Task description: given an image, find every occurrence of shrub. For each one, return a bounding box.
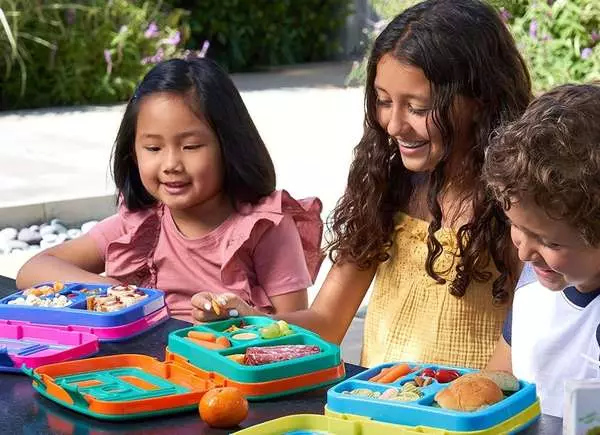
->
[494,0,600,91]
[0,0,190,110]
[169,0,352,72]
[347,0,600,92]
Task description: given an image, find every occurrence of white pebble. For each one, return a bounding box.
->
[51,222,68,234]
[0,228,18,242]
[6,240,29,251]
[42,233,58,243]
[67,229,82,239]
[40,225,56,237]
[41,238,61,250]
[18,227,42,244]
[81,221,98,234]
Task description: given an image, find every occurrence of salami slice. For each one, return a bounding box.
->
[244,345,320,365]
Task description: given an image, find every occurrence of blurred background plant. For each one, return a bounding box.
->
[346,0,600,92]
[4,0,594,110]
[169,0,351,72]
[0,0,351,110]
[494,0,600,91]
[0,0,190,110]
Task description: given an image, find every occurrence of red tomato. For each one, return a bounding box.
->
[435,369,460,383]
[421,368,436,378]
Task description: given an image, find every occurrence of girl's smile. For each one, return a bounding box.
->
[161,180,192,196]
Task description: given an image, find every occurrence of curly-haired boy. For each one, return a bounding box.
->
[483,83,600,417]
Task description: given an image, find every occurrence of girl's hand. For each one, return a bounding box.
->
[191,292,262,323]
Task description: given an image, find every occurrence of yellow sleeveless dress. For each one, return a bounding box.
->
[361,213,509,369]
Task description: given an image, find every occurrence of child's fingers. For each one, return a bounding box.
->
[192,307,220,323]
[219,293,255,317]
[191,292,254,320]
[191,292,215,312]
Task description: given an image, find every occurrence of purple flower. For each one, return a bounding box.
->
[592,31,600,43]
[499,7,511,24]
[198,40,210,58]
[581,47,593,60]
[141,47,165,65]
[104,49,112,75]
[162,31,181,46]
[529,20,538,39]
[144,22,160,39]
[65,8,76,25]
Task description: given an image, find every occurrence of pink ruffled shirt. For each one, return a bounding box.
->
[88,190,324,321]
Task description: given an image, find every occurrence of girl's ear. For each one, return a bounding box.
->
[131,140,138,167]
[472,99,484,123]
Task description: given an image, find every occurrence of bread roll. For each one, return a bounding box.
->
[477,370,520,392]
[435,376,503,411]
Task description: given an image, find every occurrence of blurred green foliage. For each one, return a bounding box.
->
[169,0,351,72]
[1,0,188,109]
[348,0,600,92]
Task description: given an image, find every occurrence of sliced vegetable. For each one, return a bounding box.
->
[187,337,227,350]
[187,331,217,342]
[216,336,232,348]
[232,332,258,341]
[368,367,392,382]
[377,363,414,384]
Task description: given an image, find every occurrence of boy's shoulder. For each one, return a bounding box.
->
[515,263,600,311]
[511,263,600,417]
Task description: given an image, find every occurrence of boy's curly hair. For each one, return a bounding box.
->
[484,83,600,246]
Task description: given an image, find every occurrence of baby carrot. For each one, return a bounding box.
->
[186,337,226,350]
[216,336,231,348]
[187,331,216,342]
[368,367,392,382]
[377,363,412,384]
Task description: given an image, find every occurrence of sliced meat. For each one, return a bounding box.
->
[244,345,320,365]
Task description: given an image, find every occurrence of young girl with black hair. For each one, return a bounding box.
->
[17,58,324,322]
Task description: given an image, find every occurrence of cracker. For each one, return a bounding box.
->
[211,298,221,316]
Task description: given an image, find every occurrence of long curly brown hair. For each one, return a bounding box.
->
[484,83,600,247]
[327,0,531,304]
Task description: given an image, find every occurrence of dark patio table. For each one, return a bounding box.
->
[0,275,561,434]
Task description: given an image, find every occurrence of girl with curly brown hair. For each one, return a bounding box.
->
[192,0,532,369]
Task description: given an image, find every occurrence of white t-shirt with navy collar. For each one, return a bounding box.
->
[504,263,600,417]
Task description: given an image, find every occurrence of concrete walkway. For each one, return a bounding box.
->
[0,61,367,363]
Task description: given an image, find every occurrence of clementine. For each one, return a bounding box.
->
[199,387,248,428]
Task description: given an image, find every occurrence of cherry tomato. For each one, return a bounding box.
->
[421,368,436,378]
[435,369,460,383]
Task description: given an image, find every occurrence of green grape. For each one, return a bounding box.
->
[277,320,292,334]
[260,323,281,339]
